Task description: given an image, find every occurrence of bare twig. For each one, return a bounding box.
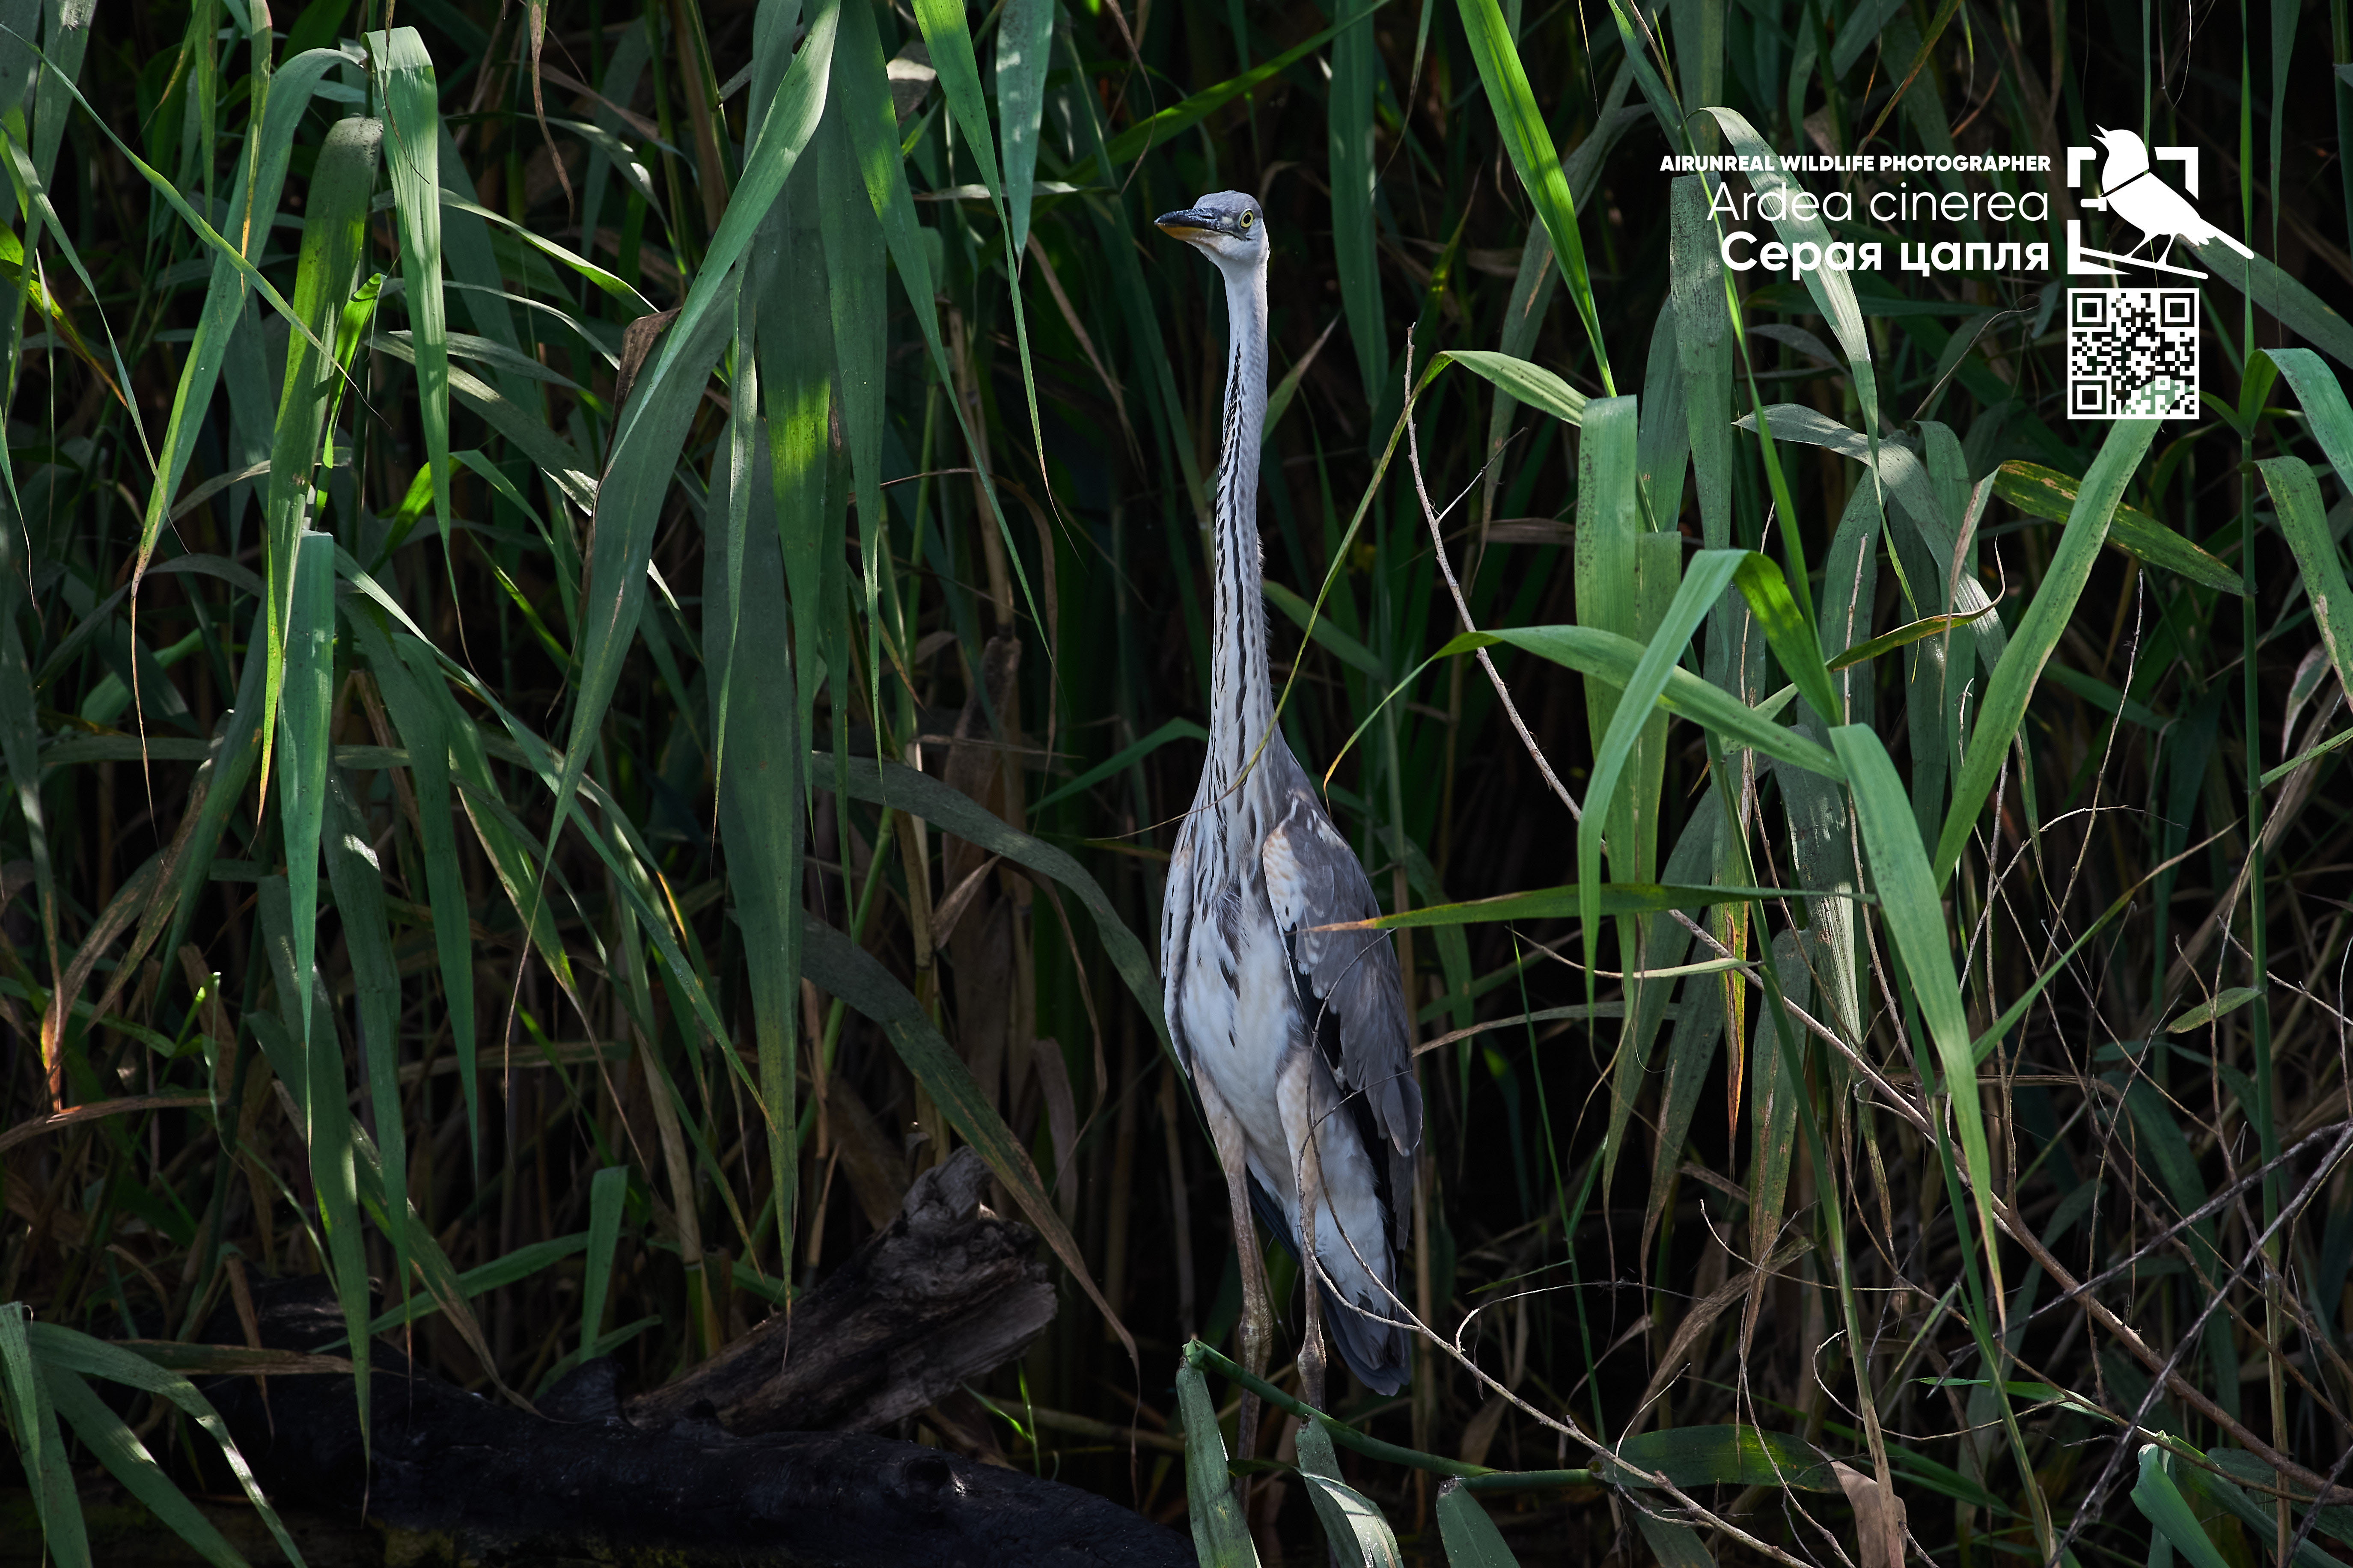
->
[1402,327,1584,822]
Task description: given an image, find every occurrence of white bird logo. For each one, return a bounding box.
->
[2092,127,2254,266]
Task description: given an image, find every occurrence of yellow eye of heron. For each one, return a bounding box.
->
[1240,211,1255,229]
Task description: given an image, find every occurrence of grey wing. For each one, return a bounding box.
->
[1258,771,1425,1166]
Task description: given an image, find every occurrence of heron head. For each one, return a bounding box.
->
[1156,191,1268,271]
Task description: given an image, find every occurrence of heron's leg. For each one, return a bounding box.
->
[1297,1128,1330,1413]
[1279,1052,1331,1413]
[1193,1072,1272,1476]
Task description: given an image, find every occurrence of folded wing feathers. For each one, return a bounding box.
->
[1261,780,1425,1160]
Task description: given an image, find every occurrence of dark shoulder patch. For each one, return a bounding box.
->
[1287,936,1347,1076]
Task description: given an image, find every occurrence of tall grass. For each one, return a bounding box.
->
[0,0,2350,1565]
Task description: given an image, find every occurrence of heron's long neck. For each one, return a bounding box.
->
[1208,260,1272,796]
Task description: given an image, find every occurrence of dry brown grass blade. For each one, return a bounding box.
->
[523,0,571,214]
[0,1094,211,1156]
[39,855,167,1111]
[931,852,1002,949]
[1832,1460,1910,1568]
[820,1072,912,1229]
[1623,1233,1810,1442]
[114,1341,353,1375]
[87,765,215,1027]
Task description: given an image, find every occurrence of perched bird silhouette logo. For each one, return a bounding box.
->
[2090,128,2253,269]
[2064,129,2239,419]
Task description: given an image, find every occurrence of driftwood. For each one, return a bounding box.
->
[626,1147,1056,1434]
[189,1150,1185,1567]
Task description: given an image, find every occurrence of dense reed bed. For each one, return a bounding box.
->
[1,0,2350,1564]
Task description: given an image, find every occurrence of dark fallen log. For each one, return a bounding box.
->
[625,1145,1057,1434]
[190,1150,1188,1567]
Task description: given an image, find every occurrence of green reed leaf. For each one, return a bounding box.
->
[2264,348,2353,479]
[2166,986,2266,1033]
[1102,14,1375,166]
[366,27,452,585]
[347,612,480,1160]
[0,1303,84,1568]
[1265,579,1385,677]
[1994,461,2240,594]
[2184,1451,2352,1568]
[1829,604,1996,671]
[2259,455,2353,702]
[125,46,356,583]
[913,0,1003,199]
[342,1234,591,1341]
[1441,627,1843,778]
[366,338,599,514]
[0,131,146,477]
[1298,1415,1405,1567]
[1478,66,1636,507]
[1330,0,1389,407]
[276,535,337,1062]
[1933,417,2160,887]
[42,1363,250,1568]
[556,0,838,844]
[583,1165,629,1345]
[1700,107,1878,434]
[1436,348,1589,426]
[910,0,1056,653]
[259,118,378,799]
[1175,1354,1261,1567]
[2133,1446,2237,1568]
[994,0,1053,255]
[811,750,1169,1049]
[1580,549,1748,979]
[2195,242,2353,368]
[800,910,1135,1363]
[817,104,889,752]
[1832,725,2004,1313]
[532,1167,636,1396]
[758,165,833,787]
[26,0,89,198]
[440,193,653,309]
[1631,1513,1715,1568]
[1436,1479,1523,1567]
[1456,0,1615,394]
[1606,1422,1838,1491]
[1030,717,1211,814]
[1324,881,1816,931]
[152,607,268,984]
[27,1320,305,1564]
[706,409,802,1275]
[1730,551,1843,730]
[323,772,409,1316]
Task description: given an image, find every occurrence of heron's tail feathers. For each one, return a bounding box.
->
[1243,1170,1413,1396]
[1321,1282,1411,1397]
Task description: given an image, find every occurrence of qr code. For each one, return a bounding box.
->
[2068,289,2199,419]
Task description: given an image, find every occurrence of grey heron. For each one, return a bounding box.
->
[1154,190,1424,1440]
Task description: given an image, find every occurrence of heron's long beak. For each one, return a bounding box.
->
[1155,208,1221,241]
